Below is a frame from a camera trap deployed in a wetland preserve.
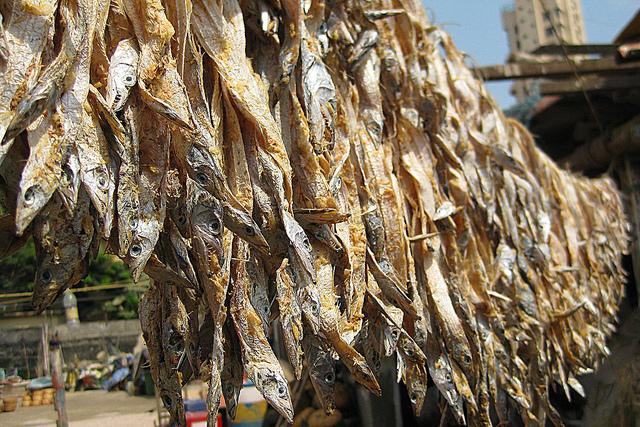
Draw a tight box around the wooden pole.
[42,322,50,377]
[23,342,31,379]
[50,334,69,427]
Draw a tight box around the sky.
[424,0,639,107]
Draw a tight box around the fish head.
[222,380,240,418]
[187,146,226,194]
[191,199,224,251]
[84,165,115,233]
[397,333,425,365]
[298,287,322,334]
[15,184,50,235]
[159,387,184,424]
[432,355,461,408]
[171,205,190,237]
[5,80,57,141]
[222,205,271,255]
[405,365,427,416]
[106,39,139,112]
[452,342,473,372]
[125,220,159,281]
[254,364,294,423]
[307,348,337,414]
[32,253,84,313]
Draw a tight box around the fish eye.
[125,75,134,83]
[41,270,52,283]
[196,172,208,184]
[277,385,287,397]
[244,226,255,236]
[130,244,142,257]
[310,300,319,314]
[210,219,221,234]
[324,372,335,384]
[405,347,414,357]
[177,215,187,225]
[129,216,139,229]
[463,354,472,364]
[391,329,399,340]
[24,186,37,204]
[263,306,269,314]
[62,168,72,182]
[410,392,418,403]
[97,172,108,189]
[445,373,452,383]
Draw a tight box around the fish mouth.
[32,284,65,314]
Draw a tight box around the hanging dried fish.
[0,0,629,425]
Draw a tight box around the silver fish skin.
[230,239,294,423]
[186,178,224,261]
[0,0,57,151]
[300,35,337,154]
[57,147,81,213]
[303,334,337,414]
[275,259,304,379]
[32,191,94,312]
[222,203,271,255]
[106,38,139,112]
[246,254,271,336]
[221,315,244,420]
[77,106,116,237]
[14,110,64,236]
[12,0,90,234]
[124,108,169,280]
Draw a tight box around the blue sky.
[424,1,639,107]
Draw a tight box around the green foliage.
[102,291,140,320]
[83,250,131,286]
[0,240,36,293]
[1,241,138,321]
[0,242,132,294]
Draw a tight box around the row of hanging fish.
[0,0,629,425]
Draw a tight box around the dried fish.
[1,1,629,425]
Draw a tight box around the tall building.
[501,0,587,103]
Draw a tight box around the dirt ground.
[0,390,159,426]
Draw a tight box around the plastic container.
[63,290,79,326]
[186,411,222,427]
[231,380,267,427]
[184,399,207,413]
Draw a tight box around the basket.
[3,397,18,412]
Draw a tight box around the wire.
[535,0,604,133]
[0,280,150,300]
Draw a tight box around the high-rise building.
[501,0,587,103]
